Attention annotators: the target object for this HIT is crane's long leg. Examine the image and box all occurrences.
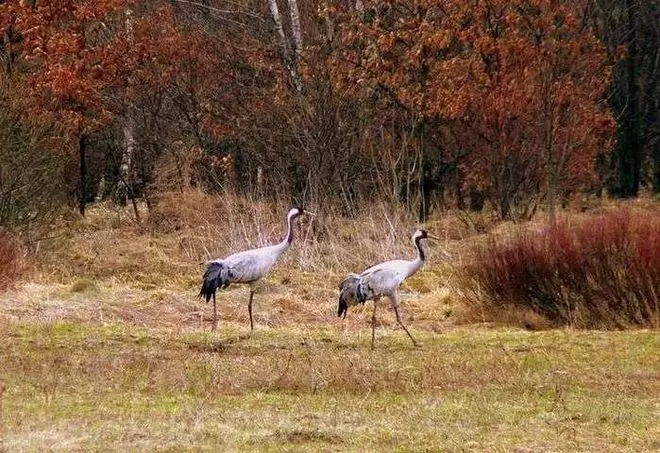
[390,295,419,347]
[371,299,378,350]
[248,290,255,332]
[212,292,218,332]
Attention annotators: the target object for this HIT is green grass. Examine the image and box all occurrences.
[1,321,658,452]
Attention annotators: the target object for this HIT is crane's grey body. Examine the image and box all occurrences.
[209,243,288,284]
[338,230,435,348]
[200,207,310,331]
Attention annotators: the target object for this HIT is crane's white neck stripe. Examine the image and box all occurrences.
[282,209,300,246]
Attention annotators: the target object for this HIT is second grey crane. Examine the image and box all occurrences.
[199,206,313,332]
[338,229,440,349]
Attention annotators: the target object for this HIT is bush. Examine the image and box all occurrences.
[0,231,26,291]
[461,208,660,329]
[0,91,68,239]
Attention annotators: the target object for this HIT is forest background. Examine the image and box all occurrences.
[0,0,657,233]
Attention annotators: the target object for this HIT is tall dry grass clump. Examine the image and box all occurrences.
[460,208,659,329]
[149,190,428,276]
[35,190,436,284]
[0,231,26,291]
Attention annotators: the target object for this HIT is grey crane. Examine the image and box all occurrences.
[338,229,440,349]
[199,206,313,332]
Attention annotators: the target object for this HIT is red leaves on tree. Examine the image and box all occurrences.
[328,0,616,217]
[1,0,136,133]
[1,1,237,140]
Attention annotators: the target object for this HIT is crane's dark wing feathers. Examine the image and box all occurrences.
[337,274,371,318]
[199,261,233,303]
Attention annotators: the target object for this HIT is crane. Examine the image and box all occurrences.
[338,229,440,349]
[199,206,313,332]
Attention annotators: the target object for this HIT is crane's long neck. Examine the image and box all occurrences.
[408,236,426,276]
[275,212,296,254]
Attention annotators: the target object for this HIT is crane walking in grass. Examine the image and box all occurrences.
[199,206,313,332]
[338,229,441,349]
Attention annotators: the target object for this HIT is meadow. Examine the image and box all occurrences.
[1,195,658,452]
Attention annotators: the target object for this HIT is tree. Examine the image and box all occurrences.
[328,0,615,219]
[0,0,134,215]
[0,1,242,213]
[585,0,659,196]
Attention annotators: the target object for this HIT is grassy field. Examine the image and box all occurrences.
[1,279,658,452]
[1,201,659,451]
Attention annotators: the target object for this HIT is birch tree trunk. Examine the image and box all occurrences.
[117,120,134,203]
[288,0,302,63]
[267,0,303,92]
[116,8,140,219]
[267,0,288,54]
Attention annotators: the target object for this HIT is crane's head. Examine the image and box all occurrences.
[413,229,439,241]
[288,206,315,220]
[414,229,451,258]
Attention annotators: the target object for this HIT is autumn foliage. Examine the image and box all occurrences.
[0,0,654,225]
[327,0,615,218]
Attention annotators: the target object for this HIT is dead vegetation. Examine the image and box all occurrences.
[0,230,27,291]
[459,207,660,329]
[1,194,659,451]
[0,322,657,452]
[13,191,660,331]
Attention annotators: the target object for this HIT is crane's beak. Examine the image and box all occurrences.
[426,233,451,258]
[303,209,315,216]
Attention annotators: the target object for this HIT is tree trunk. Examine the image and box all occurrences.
[268,0,303,92]
[116,7,140,221]
[545,102,557,224]
[79,134,87,217]
[547,158,557,222]
[267,0,288,54]
[120,119,140,221]
[116,121,134,204]
[288,0,302,63]
[617,0,642,197]
[655,134,660,194]
[2,27,11,76]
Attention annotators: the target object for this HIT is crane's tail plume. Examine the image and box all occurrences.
[338,274,368,318]
[199,261,232,303]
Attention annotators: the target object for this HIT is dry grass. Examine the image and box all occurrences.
[0,319,658,452]
[33,191,458,288]
[0,231,27,291]
[1,194,659,451]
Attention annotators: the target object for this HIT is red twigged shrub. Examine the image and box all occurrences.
[0,231,26,291]
[461,208,660,329]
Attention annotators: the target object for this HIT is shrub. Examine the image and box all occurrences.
[461,208,660,329]
[0,231,26,291]
[0,90,68,239]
